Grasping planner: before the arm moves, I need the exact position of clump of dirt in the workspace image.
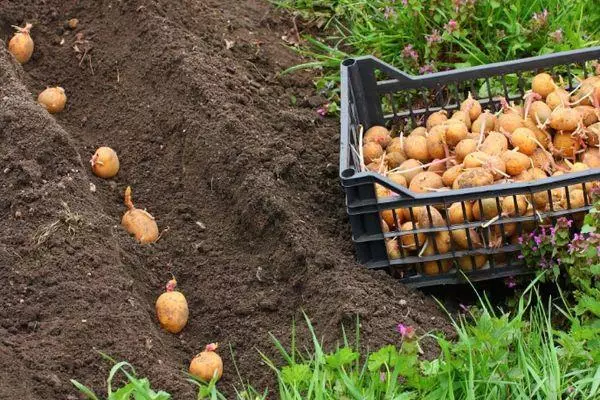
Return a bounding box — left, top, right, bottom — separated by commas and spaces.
0, 0, 452, 398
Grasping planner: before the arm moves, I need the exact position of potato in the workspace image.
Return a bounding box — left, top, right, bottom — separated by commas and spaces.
460, 94, 483, 121
463, 151, 488, 169
451, 228, 482, 250
363, 142, 384, 164
434, 231, 452, 253
582, 148, 600, 168
387, 137, 406, 154
455, 138, 477, 162
386, 239, 401, 259
575, 105, 598, 127
455, 167, 494, 189
446, 122, 469, 146
528, 101, 552, 124
571, 77, 600, 106
531, 148, 553, 173
471, 111, 496, 135
522, 118, 551, 150
364, 126, 391, 148
400, 222, 425, 251
381, 209, 402, 228
586, 122, 600, 147
442, 164, 463, 187
426, 125, 448, 160
532, 73, 555, 98
397, 159, 424, 184
404, 135, 431, 162
381, 219, 390, 233
420, 240, 451, 275
501, 195, 528, 216
410, 127, 428, 137
561, 189, 586, 209
448, 202, 473, 224
385, 152, 406, 169
426, 110, 448, 130
510, 127, 537, 155
428, 159, 447, 176
546, 88, 570, 109
458, 255, 487, 271
514, 169, 533, 182
495, 113, 524, 134
481, 132, 509, 156
409, 171, 444, 193
549, 107, 580, 131
553, 131, 579, 159
450, 110, 472, 130
530, 167, 548, 180
501, 150, 530, 176
473, 198, 500, 220
388, 172, 408, 187
375, 183, 391, 199
416, 206, 445, 228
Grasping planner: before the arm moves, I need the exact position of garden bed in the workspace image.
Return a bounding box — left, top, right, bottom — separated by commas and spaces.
0, 0, 452, 398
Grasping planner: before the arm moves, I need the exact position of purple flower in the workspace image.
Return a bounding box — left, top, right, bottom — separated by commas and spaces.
556, 258, 561, 264
532, 9, 549, 27
532, 246, 538, 251
518, 254, 524, 259
426, 29, 442, 45
384, 6, 396, 19
444, 19, 459, 33
534, 235, 542, 246
505, 276, 517, 289
396, 323, 416, 340
380, 372, 386, 382
402, 44, 419, 62
550, 226, 557, 237
549, 29, 563, 43
419, 63, 435, 74
518, 236, 524, 244
401, 0, 408, 5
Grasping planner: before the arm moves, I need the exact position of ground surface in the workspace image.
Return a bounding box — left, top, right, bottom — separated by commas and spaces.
0, 0, 451, 398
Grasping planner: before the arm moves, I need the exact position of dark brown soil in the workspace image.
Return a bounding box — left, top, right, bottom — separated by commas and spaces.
0, 0, 452, 398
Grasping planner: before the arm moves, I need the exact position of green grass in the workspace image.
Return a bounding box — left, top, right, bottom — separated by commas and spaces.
189, 280, 599, 399
272, 0, 600, 108
71, 353, 171, 400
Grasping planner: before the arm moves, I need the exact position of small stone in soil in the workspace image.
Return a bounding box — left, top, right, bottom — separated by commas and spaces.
195, 221, 206, 230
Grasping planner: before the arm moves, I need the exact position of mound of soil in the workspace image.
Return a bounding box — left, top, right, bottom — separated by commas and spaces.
0, 0, 452, 398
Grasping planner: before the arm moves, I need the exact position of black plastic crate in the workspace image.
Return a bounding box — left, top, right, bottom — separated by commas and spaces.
339, 47, 600, 288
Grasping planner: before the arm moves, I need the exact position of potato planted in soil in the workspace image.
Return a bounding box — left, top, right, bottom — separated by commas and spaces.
121, 186, 159, 244
8, 23, 34, 64
189, 343, 223, 382
155, 278, 189, 333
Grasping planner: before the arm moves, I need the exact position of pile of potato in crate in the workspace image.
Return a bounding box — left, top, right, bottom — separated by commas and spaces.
359, 70, 600, 276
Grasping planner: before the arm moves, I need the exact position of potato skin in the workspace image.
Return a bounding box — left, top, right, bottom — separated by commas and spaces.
156, 291, 189, 333
480, 132, 508, 156
455, 168, 494, 189
189, 350, 223, 382
122, 209, 159, 244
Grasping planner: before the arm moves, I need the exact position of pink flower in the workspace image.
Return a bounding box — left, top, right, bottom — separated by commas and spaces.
532, 9, 549, 27
426, 29, 442, 45
316, 104, 328, 117
380, 372, 386, 382
384, 6, 396, 19
549, 29, 563, 43
444, 19, 458, 33
505, 276, 517, 289
396, 323, 416, 340
402, 44, 419, 62
401, 0, 408, 5
419, 64, 435, 74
